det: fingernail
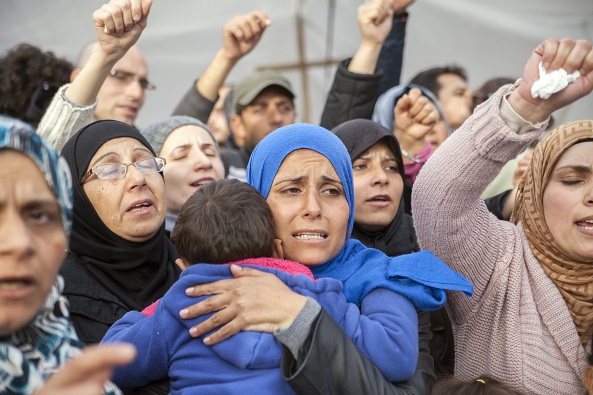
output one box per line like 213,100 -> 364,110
180,308 -> 188,318
190,327 -> 198,337
134,13 -> 141,22
203,336 -> 211,344
185,287 -> 194,294
232,264 -> 243,271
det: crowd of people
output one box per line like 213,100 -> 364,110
2,0 -> 593,394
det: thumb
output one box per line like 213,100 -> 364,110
141,0 -> 153,18
137,0 -> 153,27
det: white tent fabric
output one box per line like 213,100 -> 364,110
1,0 -> 592,129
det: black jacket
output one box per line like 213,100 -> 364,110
319,58 -> 383,131
282,310 -> 434,394
171,79 -> 216,122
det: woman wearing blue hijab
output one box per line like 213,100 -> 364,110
180,123 -> 472,394
247,123 -> 471,309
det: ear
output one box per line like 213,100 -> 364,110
70,68 -> 81,83
272,239 -> 284,260
230,114 -> 246,147
175,258 -> 190,271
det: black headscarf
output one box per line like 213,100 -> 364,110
332,119 -> 418,256
60,120 -> 179,312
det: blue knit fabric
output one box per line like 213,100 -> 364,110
246,123 -> 473,310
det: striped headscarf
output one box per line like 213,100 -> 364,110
0,116 -> 121,394
513,120 -> 593,344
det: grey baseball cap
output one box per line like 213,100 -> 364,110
232,70 -> 295,109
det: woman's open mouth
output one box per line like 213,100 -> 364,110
0,277 -> 35,299
127,201 -> 152,212
293,232 -> 327,240
367,194 -> 392,206
190,178 -> 215,188
576,219 -> 593,231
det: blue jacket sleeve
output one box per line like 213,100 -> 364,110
100,309 -> 169,388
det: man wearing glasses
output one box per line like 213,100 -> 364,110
37,0 -> 268,156
73,43 -> 155,126
38,0 -> 156,152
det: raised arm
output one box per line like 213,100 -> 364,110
377,0 -> 415,94
68,0 -> 151,106
172,10 -> 270,120
412,38 -> 593,319
319,0 -> 393,129
38,0 -> 151,151
393,87 -> 440,157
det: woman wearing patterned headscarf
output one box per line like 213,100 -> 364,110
0,116 -> 132,395
413,38 -> 593,394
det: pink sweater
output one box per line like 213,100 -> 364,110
412,87 -> 589,395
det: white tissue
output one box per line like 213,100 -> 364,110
531,62 -> 580,99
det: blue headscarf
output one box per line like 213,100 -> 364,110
247,123 -> 473,310
0,116 -> 121,395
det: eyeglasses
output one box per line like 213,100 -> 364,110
108,70 -> 156,91
80,157 -> 166,184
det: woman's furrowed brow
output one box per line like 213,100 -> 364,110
273,176 -> 306,186
321,175 -> 342,185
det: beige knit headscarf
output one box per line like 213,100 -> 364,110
512,120 -> 593,345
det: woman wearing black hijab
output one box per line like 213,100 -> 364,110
333,118 -> 453,379
60,120 -> 180,345
332,118 -> 418,257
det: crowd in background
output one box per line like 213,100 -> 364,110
1,0 -> 593,394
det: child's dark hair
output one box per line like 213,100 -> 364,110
171,179 -> 276,264
431,374 -> 521,395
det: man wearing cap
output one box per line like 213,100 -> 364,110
221,69 -> 296,181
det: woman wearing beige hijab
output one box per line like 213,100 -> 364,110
413,37 -> 593,395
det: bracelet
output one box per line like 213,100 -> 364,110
401,147 -> 425,163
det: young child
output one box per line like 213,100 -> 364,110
101,179 -> 419,394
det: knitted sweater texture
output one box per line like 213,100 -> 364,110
412,87 -> 589,395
